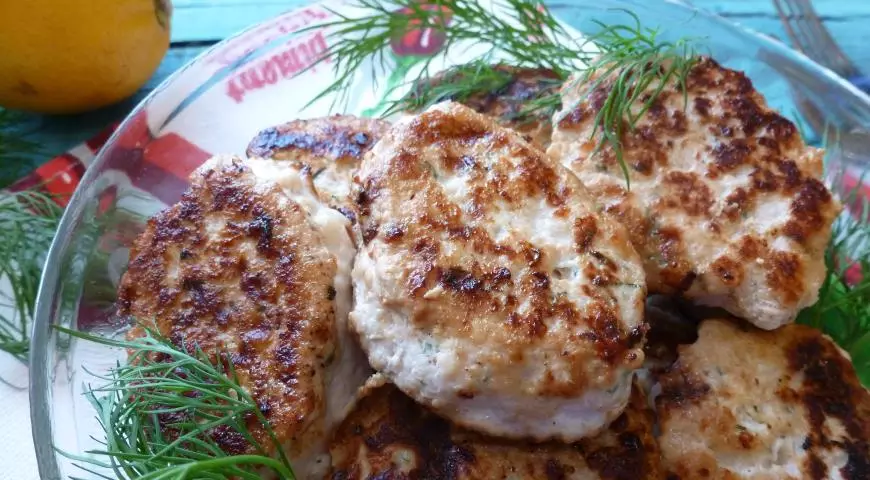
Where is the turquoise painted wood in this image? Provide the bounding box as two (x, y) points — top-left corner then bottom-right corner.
(7, 0), (869, 183)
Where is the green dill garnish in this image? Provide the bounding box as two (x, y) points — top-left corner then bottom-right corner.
(0, 190), (63, 361)
(793, 124), (870, 386)
(577, 12), (699, 187)
(58, 326), (296, 480)
(303, 1), (699, 186)
(0, 108), (58, 361)
(512, 86), (564, 121)
(385, 60), (565, 124)
(305, 0), (578, 111)
(385, 60), (518, 115)
(797, 176), (870, 386)
(0, 108), (45, 188)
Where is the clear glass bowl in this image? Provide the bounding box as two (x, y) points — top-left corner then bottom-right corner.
(30, 0), (870, 478)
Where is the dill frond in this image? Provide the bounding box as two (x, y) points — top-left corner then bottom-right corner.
(58, 327), (297, 480)
(304, 0), (579, 111)
(385, 60), (564, 123)
(798, 176), (870, 386)
(579, 11), (699, 188)
(0, 190), (63, 361)
(302, 1), (699, 186)
(0, 108), (58, 361)
(0, 108), (45, 188)
(791, 122), (870, 385)
(384, 60), (519, 116)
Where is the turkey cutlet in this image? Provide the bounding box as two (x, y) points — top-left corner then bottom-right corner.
(656, 319), (870, 479)
(246, 115), (390, 215)
(407, 65), (562, 150)
(351, 102), (647, 442)
(547, 57), (841, 330)
(118, 155), (370, 478)
(329, 378), (664, 480)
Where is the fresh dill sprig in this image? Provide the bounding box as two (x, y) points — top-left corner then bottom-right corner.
(0, 190), (63, 361)
(0, 108), (58, 361)
(57, 326), (296, 480)
(791, 123), (870, 385)
(303, 1), (699, 186)
(579, 12), (699, 187)
(384, 60), (564, 122)
(304, 0), (578, 111)
(797, 175), (870, 386)
(0, 108), (45, 188)
(384, 60), (519, 116)
(512, 86), (564, 121)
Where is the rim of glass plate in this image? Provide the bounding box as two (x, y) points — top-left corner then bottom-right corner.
(26, 3), (326, 477)
(28, 0), (870, 478)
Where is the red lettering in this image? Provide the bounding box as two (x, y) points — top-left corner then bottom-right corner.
(239, 68), (265, 90)
(297, 42), (313, 66)
(308, 31), (329, 64)
(261, 60), (279, 84)
(302, 8), (328, 20)
(208, 9), (329, 67)
(222, 29), (332, 102)
(226, 78), (245, 103)
(275, 48), (302, 77)
(297, 32), (329, 70)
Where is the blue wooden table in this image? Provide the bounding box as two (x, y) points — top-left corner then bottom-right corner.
(9, 0), (870, 183)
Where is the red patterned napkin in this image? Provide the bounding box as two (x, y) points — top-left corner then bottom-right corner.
(8, 123), (118, 205)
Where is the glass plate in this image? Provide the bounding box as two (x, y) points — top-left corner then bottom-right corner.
(30, 0), (870, 478)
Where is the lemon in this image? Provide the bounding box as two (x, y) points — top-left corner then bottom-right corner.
(0, 0), (171, 114)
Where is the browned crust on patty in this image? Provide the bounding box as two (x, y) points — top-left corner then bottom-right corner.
(408, 65), (562, 150)
(246, 115), (388, 164)
(355, 103), (646, 406)
(548, 57), (840, 328)
(118, 157), (337, 457)
(246, 115), (389, 218)
(656, 319), (870, 479)
(329, 381), (664, 480)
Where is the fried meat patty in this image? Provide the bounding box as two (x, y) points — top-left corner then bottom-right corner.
(351, 102), (647, 441)
(409, 65), (562, 150)
(246, 115), (389, 213)
(329, 378), (664, 479)
(118, 155), (370, 477)
(656, 319), (870, 479)
(548, 57), (841, 329)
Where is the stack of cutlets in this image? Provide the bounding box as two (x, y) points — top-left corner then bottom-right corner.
(118, 59), (869, 479)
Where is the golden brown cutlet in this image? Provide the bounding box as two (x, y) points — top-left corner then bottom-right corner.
(350, 102), (647, 442)
(656, 319), (870, 479)
(118, 156), (366, 475)
(548, 57), (840, 330)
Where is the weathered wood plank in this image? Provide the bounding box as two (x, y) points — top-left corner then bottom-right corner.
(692, 0), (870, 17)
(169, 0), (870, 17)
(169, 1), (306, 42)
(691, 0), (868, 78)
(709, 16), (865, 66)
(548, 1), (867, 71)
